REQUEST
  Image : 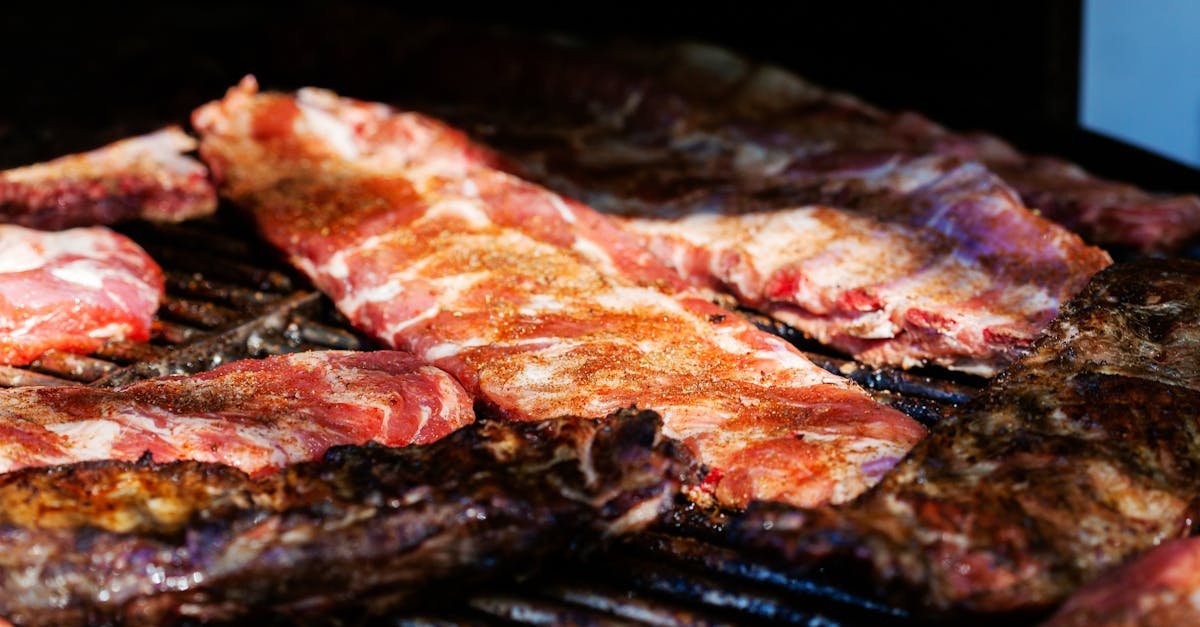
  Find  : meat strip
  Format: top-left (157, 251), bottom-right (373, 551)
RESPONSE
top-left (0, 350), bottom-right (474, 475)
top-left (0, 224), bottom-right (163, 365)
top-left (0, 408), bottom-right (692, 626)
top-left (193, 78), bottom-right (925, 510)
top-left (0, 127), bottom-right (217, 229)
top-left (733, 259), bottom-right (1200, 614)
top-left (415, 35), bottom-right (1111, 375)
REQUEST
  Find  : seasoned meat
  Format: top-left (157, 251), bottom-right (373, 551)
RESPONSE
top-left (0, 350), bottom-right (474, 475)
top-left (191, 78), bottom-right (925, 510)
top-left (0, 224), bottom-right (163, 365)
top-left (733, 259), bottom-right (1200, 614)
top-left (0, 408), bottom-right (693, 626)
top-left (415, 35), bottom-right (1110, 376)
top-left (1044, 537), bottom-right (1200, 627)
top-left (0, 127), bottom-right (216, 229)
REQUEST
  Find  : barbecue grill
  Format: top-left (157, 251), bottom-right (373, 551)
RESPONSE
top-left (0, 207), bottom-right (964, 625)
top-left (3, 4), bottom-right (1199, 625)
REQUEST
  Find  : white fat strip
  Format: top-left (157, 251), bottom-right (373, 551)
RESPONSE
top-left (337, 280), bottom-right (406, 318)
top-left (518, 294), bottom-right (566, 316)
top-left (49, 259), bottom-right (113, 290)
top-left (570, 237), bottom-right (621, 276)
top-left (46, 419), bottom-right (123, 461)
top-left (298, 100), bottom-right (362, 159)
top-left (512, 360), bottom-right (559, 388)
top-left (0, 226), bottom-right (114, 274)
top-left (546, 194), bottom-right (578, 224)
top-left (418, 199), bottom-right (494, 229)
top-left (86, 322), bottom-right (133, 340)
top-left (426, 335), bottom-right (559, 362)
top-left (1, 311), bottom-right (60, 338)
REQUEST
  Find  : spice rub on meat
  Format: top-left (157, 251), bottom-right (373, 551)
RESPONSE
top-left (193, 77), bottom-right (925, 509)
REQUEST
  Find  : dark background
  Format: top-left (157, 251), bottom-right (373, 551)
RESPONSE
top-left (1, 1), bottom-right (1195, 191)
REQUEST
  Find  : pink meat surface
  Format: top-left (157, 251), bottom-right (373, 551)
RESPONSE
top-left (0, 224), bottom-right (163, 365)
top-left (0, 127), bottom-right (216, 229)
top-left (0, 350), bottom-right (474, 476)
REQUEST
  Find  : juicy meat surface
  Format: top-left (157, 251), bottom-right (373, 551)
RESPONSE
top-left (0, 224), bottom-right (163, 365)
top-left (418, 36), bottom-right (1110, 375)
top-left (193, 78), bottom-right (925, 509)
top-left (513, 145), bottom-right (1110, 376)
top-left (733, 259), bottom-right (1200, 614)
top-left (0, 127), bottom-right (217, 229)
top-left (0, 408), bottom-right (692, 626)
top-left (1044, 537), bottom-right (1200, 627)
top-left (0, 350), bottom-right (474, 476)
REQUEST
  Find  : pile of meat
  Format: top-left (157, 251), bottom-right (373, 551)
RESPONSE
top-left (0, 32), bottom-right (1197, 625)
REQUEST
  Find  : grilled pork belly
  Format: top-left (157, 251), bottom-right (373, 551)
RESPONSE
top-left (733, 259), bottom-right (1200, 614)
top-left (0, 408), bottom-right (691, 626)
top-left (1044, 537), bottom-right (1200, 627)
top-left (193, 78), bottom-right (926, 510)
top-left (416, 37), bottom-right (1111, 376)
top-left (0, 127), bottom-right (216, 229)
top-left (0, 224), bottom-right (163, 365)
top-left (0, 350), bottom-right (474, 475)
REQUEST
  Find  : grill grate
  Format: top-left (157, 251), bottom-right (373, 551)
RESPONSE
top-left (2, 207), bottom-right (974, 625)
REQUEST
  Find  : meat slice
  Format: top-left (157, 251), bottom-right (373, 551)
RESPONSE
top-left (733, 259), bottom-right (1200, 614)
top-left (0, 224), bottom-right (163, 365)
top-left (193, 78), bottom-right (925, 510)
top-left (416, 37), bottom-right (1110, 376)
top-left (0, 408), bottom-right (691, 626)
top-left (0, 350), bottom-right (474, 476)
top-left (0, 127), bottom-right (217, 229)
top-left (1044, 537), bottom-right (1200, 627)
top-left (513, 143), bottom-right (1110, 376)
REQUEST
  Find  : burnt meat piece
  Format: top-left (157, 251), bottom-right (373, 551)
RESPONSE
top-left (0, 408), bottom-right (694, 626)
top-left (732, 259), bottom-right (1200, 615)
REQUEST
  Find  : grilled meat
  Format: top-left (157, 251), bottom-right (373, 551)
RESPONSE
top-left (192, 78), bottom-right (925, 510)
top-left (1044, 537), bottom-right (1200, 627)
top-left (0, 127), bottom-right (216, 229)
top-left (416, 36), bottom-right (1110, 376)
top-left (0, 224), bottom-right (163, 365)
top-left (733, 259), bottom-right (1200, 614)
top-left (0, 350), bottom-right (474, 475)
top-left (0, 408), bottom-right (692, 626)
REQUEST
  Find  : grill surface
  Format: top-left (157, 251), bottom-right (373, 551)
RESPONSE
top-left (0, 205), bottom-right (989, 625)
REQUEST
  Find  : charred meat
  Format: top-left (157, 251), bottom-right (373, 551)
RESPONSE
top-left (734, 259), bottom-right (1200, 614)
top-left (0, 408), bottom-right (693, 626)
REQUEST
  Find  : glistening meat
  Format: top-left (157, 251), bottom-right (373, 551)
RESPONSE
top-left (0, 224), bottom-right (163, 365)
top-left (192, 77), bottom-right (926, 510)
top-left (0, 127), bottom-right (217, 229)
top-left (0, 350), bottom-right (474, 475)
